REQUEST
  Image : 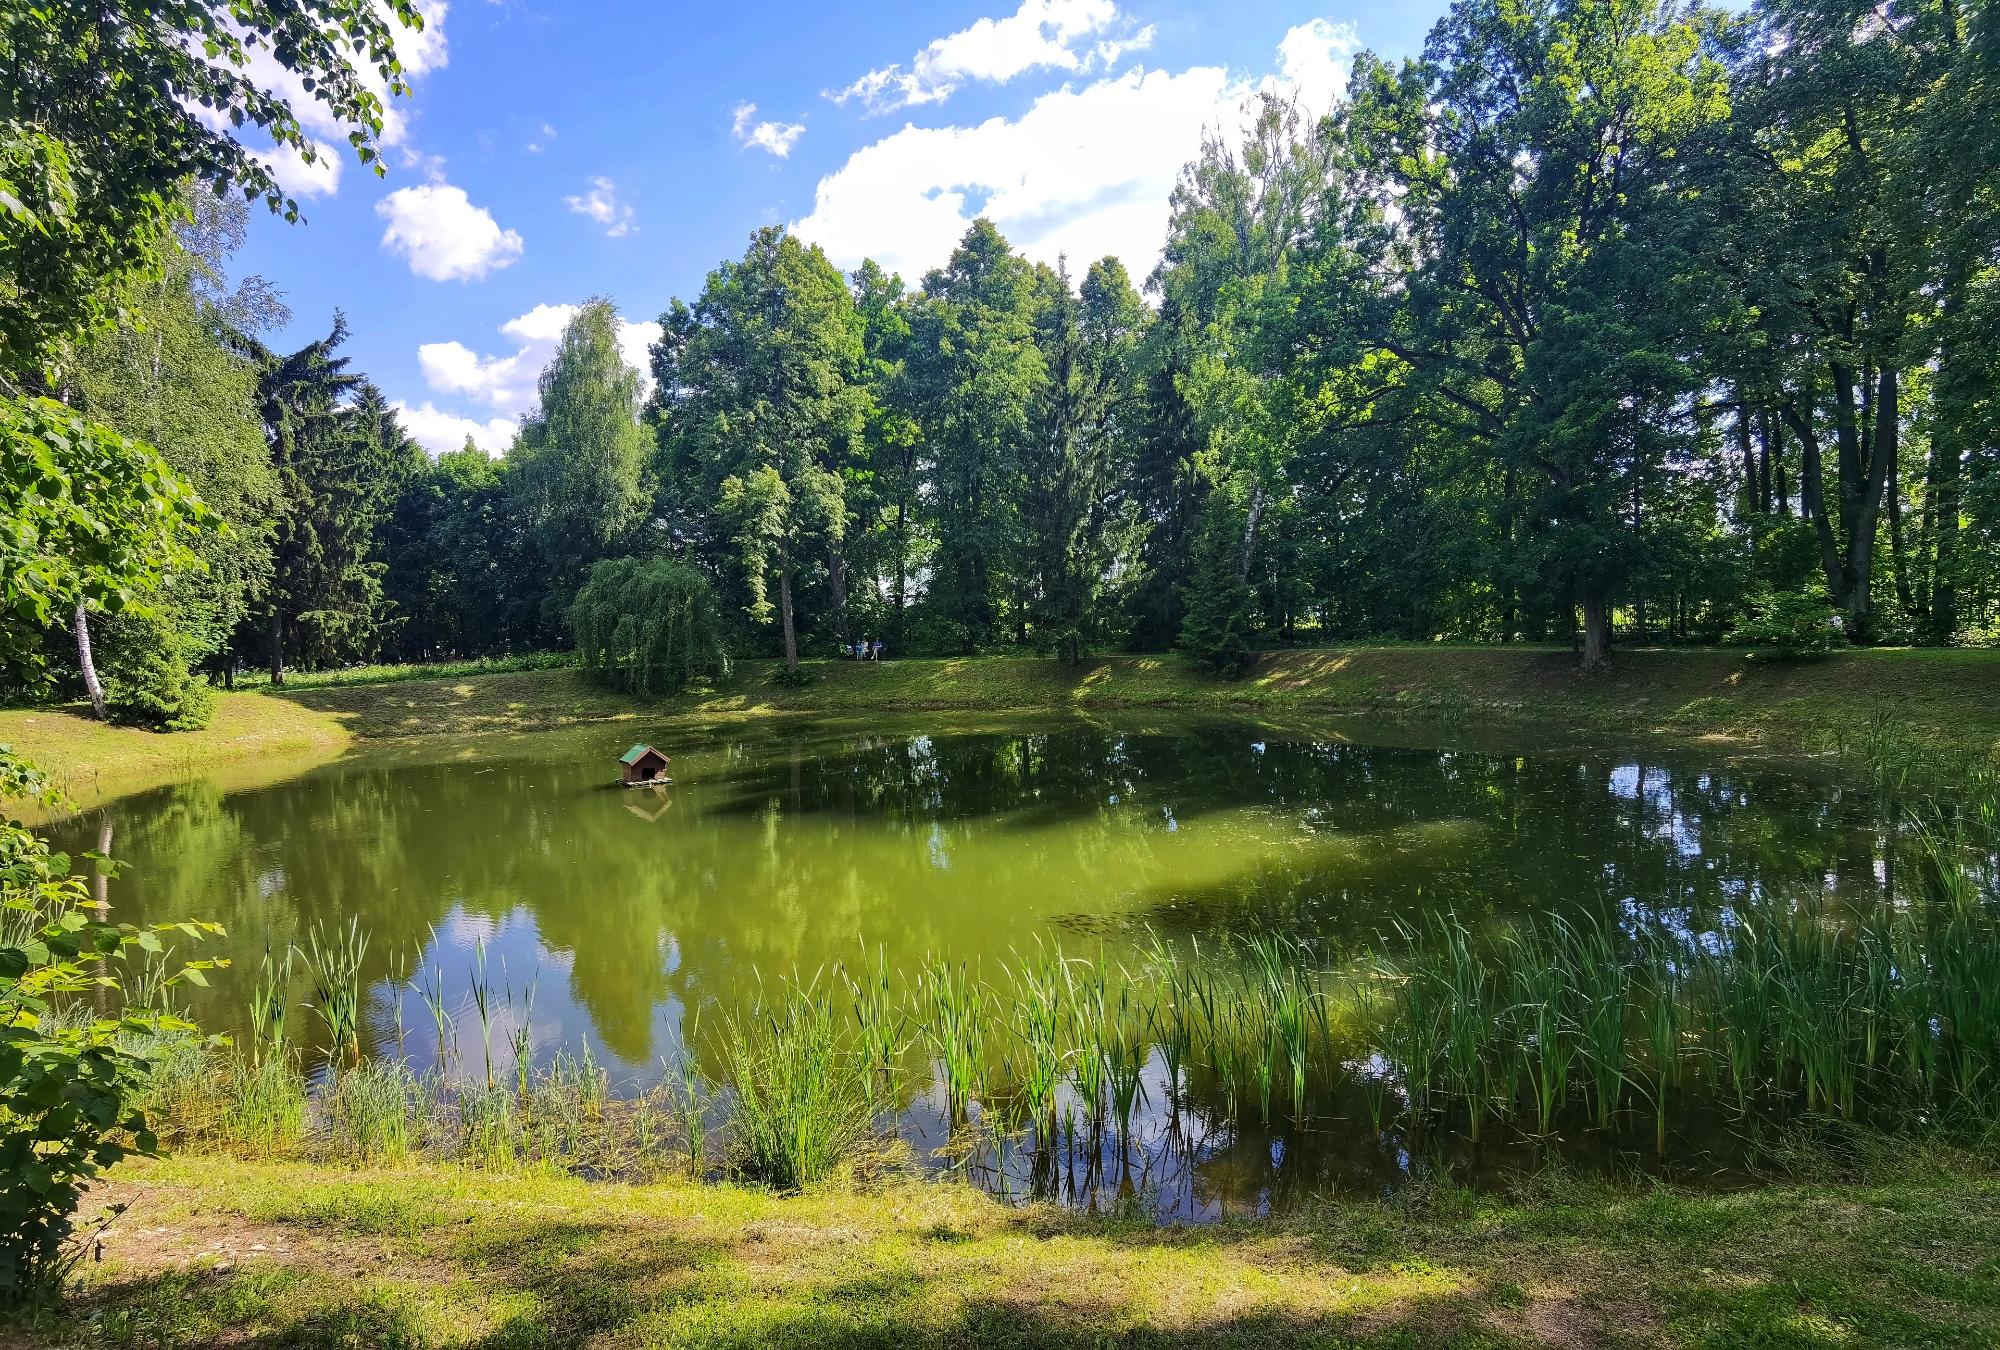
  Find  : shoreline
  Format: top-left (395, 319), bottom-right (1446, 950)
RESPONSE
top-left (5, 644), bottom-right (1998, 821)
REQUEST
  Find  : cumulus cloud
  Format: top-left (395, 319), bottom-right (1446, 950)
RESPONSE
top-left (731, 103), bottom-right (806, 158)
top-left (527, 122), bottom-right (555, 154)
top-left (795, 19), bottom-right (1359, 282)
top-left (376, 182), bottom-right (524, 281)
top-left (415, 302), bottom-right (662, 420)
top-left (831, 0), bottom-right (1140, 113)
top-left (233, 0), bottom-right (450, 157)
top-left (393, 400), bottom-right (519, 458)
top-left (257, 138), bottom-right (342, 199)
top-left (565, 176), bottom-right (636, 236)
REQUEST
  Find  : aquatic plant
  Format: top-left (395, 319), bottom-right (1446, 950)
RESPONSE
top-left (327, 1059), bottom-right (418, 1162)
top-left (721, 979), bottom-right (873, 1190)
top-left (301, 916), bottom-right (368, 1066)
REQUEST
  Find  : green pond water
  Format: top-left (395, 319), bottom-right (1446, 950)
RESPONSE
top-left (41, 712), bottom-right (1933, 1217)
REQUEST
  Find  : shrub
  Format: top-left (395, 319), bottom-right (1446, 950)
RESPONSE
top-left (569, 557), bottom-right (731, 694)
top-left (1728, 587), bottom-right (1840, 661)
top-left (1178, 502), bottom-right (1257, 678)
top-left (103, 611), bottom-right (215, 731)
top-left (0, 751), bottom-right (223, 1305)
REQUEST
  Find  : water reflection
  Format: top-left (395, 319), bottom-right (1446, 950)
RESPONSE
top-left (40, 714), bottom-right (1922, 1216)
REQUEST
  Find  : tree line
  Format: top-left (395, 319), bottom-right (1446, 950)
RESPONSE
top-left (6, 0), bottom-right (1999, 731)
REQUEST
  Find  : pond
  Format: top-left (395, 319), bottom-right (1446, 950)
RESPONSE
top-left (42, 712), bottom-right (1972, 1220)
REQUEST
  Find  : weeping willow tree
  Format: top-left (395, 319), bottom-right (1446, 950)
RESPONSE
top-left (569, 557), bottom-right (730, 694)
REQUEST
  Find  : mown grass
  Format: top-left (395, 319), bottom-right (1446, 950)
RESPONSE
top-left (9, 646), bottom-right (2000, 813)
top-left (279, 644), bottom-right (2000, 756)
top-left (0, 692), bottom-right (347, 822)
top-left (29, 1135), bottom-right (2000, 1348)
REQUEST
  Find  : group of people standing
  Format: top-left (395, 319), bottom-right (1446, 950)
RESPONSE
top-left (849, 638), bottom-right (885, 661)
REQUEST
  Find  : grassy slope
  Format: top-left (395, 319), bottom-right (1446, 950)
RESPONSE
top-left (277, 645), bottom-right (2000, 754)
top-left (0, 693), bottom-right (349, 822)
top-left (7, 645), bottom-right (1998, 816)
top-left (33, 1143), bottom-right (2000, 1348)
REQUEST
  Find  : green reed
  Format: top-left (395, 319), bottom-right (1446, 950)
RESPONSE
top-left (1640, 932), bottom-right (1683, 1154)
top-left (301, 916), bottom-right (368, 1066)
top-left (720, 979), bottom-right (873, 1190)
top-left (508, 964), bottom-right (540, 1097)
top-left (224, 1053), bottom-right (308, 1155)
top-left (327, 1058), bottom-right (419, 1162)
top-left (1147, 938), bottom-right (1198, 1115)
top-left (468, 937), bottom-right (496, 1088)
top-left (919, 957), bottom-right (988, 1120)
top-left (248, 947), bottom-right (294, 1068)
top-left (1103, 976), bottom-right (1153, 1141)
top-left (1062, 956), bottom-right (1111, 1128)
top-left (843, 942), bottom-right (904, 1098)
top-left (1006, 943), bottom-right (1068, 1128)
top-left (1505, 922), bottom-right (1573, 1136)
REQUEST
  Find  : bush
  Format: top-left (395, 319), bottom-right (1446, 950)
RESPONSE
top-left (1728, 587), bottom-right (1840, 661)
top-left (569, 557), bottom-right (731, 695)
top-left (1178, 502), bottom-right (1257, 678)
top-left (103, 612), bottom-right (215, 731)
top-left (0, 752), bottom-right (223, 1305)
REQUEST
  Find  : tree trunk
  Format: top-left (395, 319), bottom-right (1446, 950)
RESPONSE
top-left (1735, 399), bottom-right (1758, 516)
top-left (74, 600), bottom-right (107, 720)
top-left (827, 543), bottom-right (851, 652)
top-left (1788, 404), bottom-right (1850, 612)
top-left (1579, 588), bottom-right (1612, 673)
top-left (1236, 481), bottom-right (1268, 586)
top-left (92, 818), bottom-right (113, 910)
top-left (269, 604), bottom-right (286, 687)
top-left (778, 553), bottom-right (799, 673)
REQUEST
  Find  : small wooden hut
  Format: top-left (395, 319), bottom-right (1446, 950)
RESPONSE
top-left (619, 744), bottom-right (671, 786)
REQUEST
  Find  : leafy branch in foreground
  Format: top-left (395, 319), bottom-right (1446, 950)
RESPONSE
top-left (0, 751), bottom-right (225, 1307)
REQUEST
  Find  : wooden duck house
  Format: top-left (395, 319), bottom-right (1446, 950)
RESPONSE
top-left (619, 744), bottom-right (671, 786)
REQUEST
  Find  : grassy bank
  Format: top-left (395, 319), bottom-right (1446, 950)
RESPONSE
top-left (30, 1138), bottom-right (2000, 1348)
top-left (281, 644), bottom-right (2000, 753)
top-left (0, 693), bottom-right (349, 822)
top-left (7, 644), bottom-right (1999, 818)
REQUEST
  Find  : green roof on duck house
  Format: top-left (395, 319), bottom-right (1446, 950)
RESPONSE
top-left (620, 744), bottom-right (659, 766)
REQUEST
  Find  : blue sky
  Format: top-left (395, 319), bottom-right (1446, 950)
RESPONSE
top-left (233, 1), bottom-right (1448, 456)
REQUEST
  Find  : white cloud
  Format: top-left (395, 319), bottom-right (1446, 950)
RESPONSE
top-left (258, 138), bottom-right (342, 199)
top-left (564, 176), bottom-right (636, 236)
top-left (393, 400), bottom-right (519, 458)
top-left (1096, 25), bottom-right (1155, 70)
top-left (1274, 18), bottom-right (1358, 116)
top-left (415, 303), bottom-right (662, 419)
top-left (527, 122), bottom-right (555, 153)
top-left (376, 182), bottom-right (524, 281)
top-left (795, 20), bottom-right (1359, 281)
top-left (731, 103), bottom-right (806, 158)
top-left (235, 0), bottom-right (450, 153)
top-left (830, 0), bottom-right (1140, 113)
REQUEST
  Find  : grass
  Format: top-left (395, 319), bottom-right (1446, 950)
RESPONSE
top-left (11, 644), bottom-right (2000, 822)
top-left (26, 1135), bottom-right (2000, 1347)
top-left (0, 692), bottom-right (346, 822)
top-left (274, 644), bottom-right (2000, 756)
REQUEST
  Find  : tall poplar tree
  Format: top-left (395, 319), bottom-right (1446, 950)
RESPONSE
top-left (510, 300), bottom-right (650, 615)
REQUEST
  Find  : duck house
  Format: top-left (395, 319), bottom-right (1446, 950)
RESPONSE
top-left (619, 744), bottom-right (671, 786)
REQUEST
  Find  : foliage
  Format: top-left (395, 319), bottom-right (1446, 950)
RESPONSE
top-left (102, 612), bottom-right (216, 731)
top-left (511, 301), bottom-right (650, 611)
top-left (1177, 496), bottom-right (1258, 677)
top-left (1729, 587), bottom-right (1840, 662)
top-left (569, 557), bottom-right (731, 695)
top-left (0, 0), bottom-right (423, 376)
top-left (0, 394), bottom-right (212, 685)
top-left (0, 751), bottom-right (222, 1304)
top-left (653, 229), bottom-right (865, 671)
